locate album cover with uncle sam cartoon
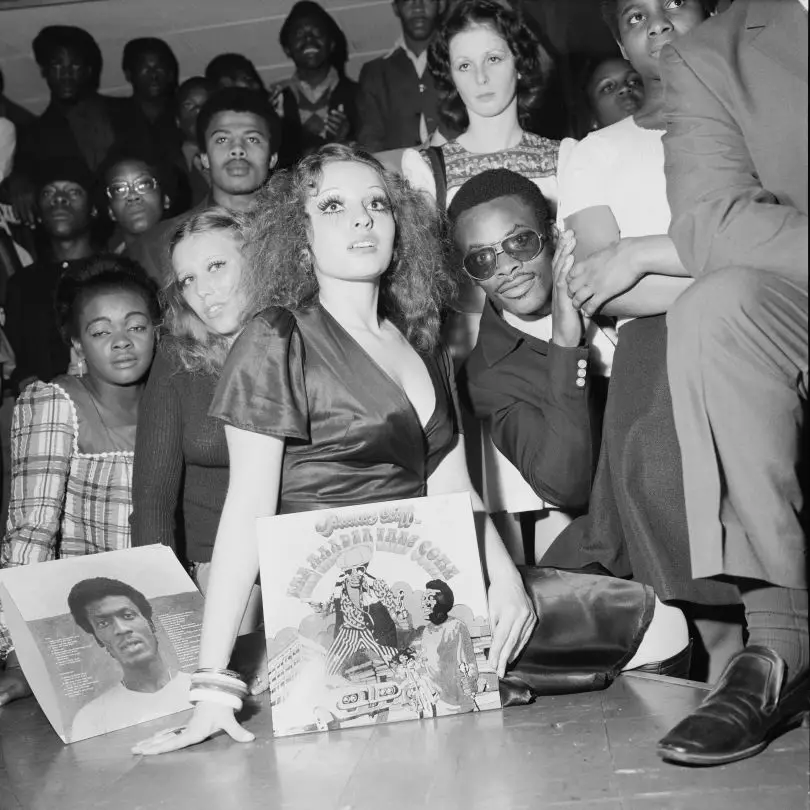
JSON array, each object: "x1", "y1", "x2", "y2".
[{"x1": 256, "y1": 493, "x2": 501, "y2": 737}]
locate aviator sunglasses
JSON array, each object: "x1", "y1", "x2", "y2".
[{"x1": 462, "y1": 228, "x2": 546, "y2": 281}]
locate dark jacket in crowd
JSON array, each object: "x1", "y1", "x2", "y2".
[
  {"x1": 115, "y1": 97, "x2": 190, "y2": 214},
  {"x1": 458, "y1": 299, "x2": 608, "y2": 513},
  {"x1": 14, "y1": 94, "x2": 128, "y2": 179},
  {"x1": 278, "y1": 76, "x2": 359, "y2": 167},
  {"x1": 4, "y1": 258, "x2": 78, "y2": 389},
  {"x1": 356, "y1": 47, "x2": 451, "y2": 152}
]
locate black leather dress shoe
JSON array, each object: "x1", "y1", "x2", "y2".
[{"x1": 657, "y1": 645, "x2": 810, "y2": 767}]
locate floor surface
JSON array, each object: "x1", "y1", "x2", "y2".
[{"x1": 0, "y1": 672, "x2": 807, "y2": 810}]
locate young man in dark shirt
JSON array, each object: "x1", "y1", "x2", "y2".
[
  {"x1": 451, "y1": 169, "x2": 611, "y2": 515},
  {"x1": 356, "y1": 0, "x2": 454, "y2": 152},
  {"x1": 4, "y1": 159, "x2": 97, "y2": 391},
  {"x1": 10, "y1": 26, "x2": 126, "y2": 229},
  {"x1": 136, "y1": 88, "x2": 281, "y2": 284},
  {"x1": 275, "y1": 1, "x2": 358, "y2": 166},
  {"x1": 117, "y1": 38, "x2": 186, "y2": 213}
]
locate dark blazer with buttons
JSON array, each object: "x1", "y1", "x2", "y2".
[
  {"x1": 356, "y1": 47, "x2": 453, "y2": 152},
  {"x1": 458, "y1": 299, "x2": 608, "y2": 513}
]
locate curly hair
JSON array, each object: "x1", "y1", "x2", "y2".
[
  {"x1": 241, "y1": 143, "x2": 454, "y2": 353},
  {"x1": 427, "y1": 0, "x2": 553, "y2": 133},
  {"x1": 161, "y1": 207, "x2": 249, "y2": 375},
  {"x1": 54, "y1": 254, "x2": 160, "y2": 344}
]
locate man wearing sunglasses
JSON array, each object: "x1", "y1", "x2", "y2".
[{"x1": 450, "y1": 168, "x2": 612, "y2": 515}]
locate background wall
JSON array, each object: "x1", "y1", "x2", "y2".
[{"x1": 0, "y1": 0, "x2": 617, "y2": 115}]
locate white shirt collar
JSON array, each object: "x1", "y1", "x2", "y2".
[{"x1": 394, "y1": 36, "x2": 428, "y2": 78}]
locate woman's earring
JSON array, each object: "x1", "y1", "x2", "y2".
[{"x1": 77, "y1": 358, "x2": 85, "y2": 378}]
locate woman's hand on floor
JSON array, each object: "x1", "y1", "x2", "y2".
[
  {"x1": 131, "y1": 702, "x2": 254, "y2": 756},
  {"x1": 486, "y1": 575, "x2": 537, "y2": 678}
]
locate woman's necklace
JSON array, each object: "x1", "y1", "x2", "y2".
[{"x1": 80, "y1": 378, "x2": 136, "y2": 492}]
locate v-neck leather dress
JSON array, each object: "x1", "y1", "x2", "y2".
[{"x1": 209, "y1": 305, "x2": 462, "y2": 514}]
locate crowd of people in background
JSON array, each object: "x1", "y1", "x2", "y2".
[{"x1": 0, "y1": 0, "x2": 806, "y2": 772}]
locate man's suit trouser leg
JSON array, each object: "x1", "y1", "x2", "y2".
[{"x1": 666, "y1": 267, "x2": 808, "y2": 589}]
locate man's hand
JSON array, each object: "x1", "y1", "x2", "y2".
[
  {"x1": 566, "y1": 238, "x2": 642, "y2": 317},
  {"x1": 4, "y1": 173, "x2": 37, "y2": 229},
  {"x1": 268, "y1": 83, "x2": 285, "y2": 118},
  {"x1": 551, "y1": 229, "x2": 589, "y2": 347},
  {"x1": 324, "y1": 105, "x2": 350, "y2": 141}
]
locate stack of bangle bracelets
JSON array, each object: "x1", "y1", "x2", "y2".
[{"x1": 189, "y1": 668, "x2": 249, "y2": 711}]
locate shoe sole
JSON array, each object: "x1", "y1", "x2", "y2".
[{"x1": 657, "y1": 711, "x2": 809, "y2": 767}]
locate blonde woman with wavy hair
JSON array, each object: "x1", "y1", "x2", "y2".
[{"x1": 131, "y1": 207, "x2": 261, "y2": 632}]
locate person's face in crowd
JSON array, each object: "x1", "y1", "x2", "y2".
[
  {"x1": 43, "y1": 45, "x2": 93, "y2": 103},
  {"x1": 216, "y1": 70, "x2": 263, "y2": 93},
  {"x1": 454, "y1": 195, "x2": 554, "y2": 319},
  {"x1": 73, "y1": 289, "x2": 156, "y2": 387},
  {"x1": 38, "y1": 181, "x2": 93, "y2": 240},
  {"x1": 85, "y1": 596, "x2": 160, "y2": 668},
  {"x1": 285, "y1": 15, "x2": 334, "y2": 73},
  {"x1": 616, "y1": 0, "x2": 707, "y2": 79},
  {"x1": 201, "y1": 110, "x2": 275, "y2": 196},
  {"x1": 106, "y1": 160, "x2": 167, "y2": 237},
  {"x1": 127, "y1": 49, "x2": 176, "y2": 100},
  {"x1": 307, "y1": 160, "x2": 396, "y2": 285},
  {"x1": 393, "y1": 0, "x2": 444, "y2": 44},
  {"x1": 172, "y1": 229, "x2": 246, "y2": 336},
  {"x1": 177, "y1": 84, "x2": 210, "y2": 143},
  {"x1": 449, "y1": 23, "x2": 518, "y2": 120},
  {"x1": 587, "y1": 58, "x2": 644, "y2": 128}
]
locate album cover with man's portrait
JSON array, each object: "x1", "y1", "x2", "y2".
[
  {"x1": 0, "y1": 545, "x2": 203, "y2": 743},
  {"x1": 256, "y1": 492, "x2": 501, "y2": 738}
]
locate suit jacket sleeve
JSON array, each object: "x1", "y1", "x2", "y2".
[
  {"x1": 460, "y1": 343, "x2": 594, "y2": 512},
  {"x1": 661, "y1": 44, "x2": 808, "y2": 284},
  {"x1": 356, "y1": 62, "x2": 388, "y2": 153}
]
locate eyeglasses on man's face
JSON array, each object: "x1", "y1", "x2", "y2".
[{"x1": 106, "y1": 177, "x2": 160, "y2": 200}]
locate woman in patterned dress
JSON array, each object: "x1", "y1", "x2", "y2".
[
  {"x1": 0, "y1": 254, "x2": 159, "y2": 705},
  {"x1": 403, "y1": 0, "x2": 564, "y2": 221}
]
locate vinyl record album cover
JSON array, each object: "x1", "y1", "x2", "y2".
[
  {"x1": 0, "y1": 545, "x2": 202, "y2": 742},
  {"x1": 257, "y1": 493, "x2": 501, "y2": 737}
]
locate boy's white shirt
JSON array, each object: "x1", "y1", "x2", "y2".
[{"x1": 502, "y1": 308, "x2": 616, "y2": 378}]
